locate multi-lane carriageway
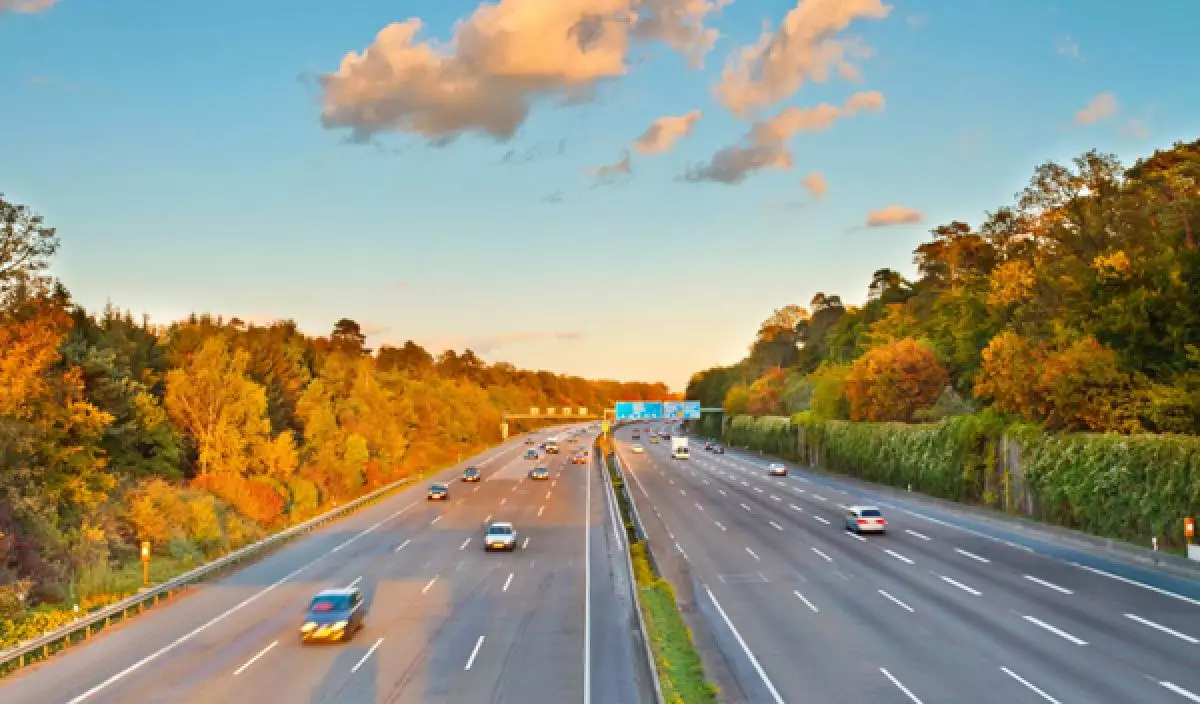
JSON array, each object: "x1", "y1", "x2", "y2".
[
  {"x1": 6, "y1": 419, "x2": 1200, "y2": 703},
  {"x1": 0, "y1": 426, "x2": 653, "y2": 704},
  {"x1": 618, "y1": 426, "x2": 1200, "y2": 703}
]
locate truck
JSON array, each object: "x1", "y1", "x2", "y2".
[{"x1": 670, "y1": 436, "x2": 689, "y2": 459}]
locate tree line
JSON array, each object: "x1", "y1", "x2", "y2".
[
  {"x1": 688, "y1": 139, "x2": 1200, "y2": 436},
  {"x1": 0, "y1": 193, "x2": 666, "y2": 622}
]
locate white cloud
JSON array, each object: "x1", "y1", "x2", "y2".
[
  {"x1": 591, "y1": 151, "x2": 633, "y2": 186},
  {"x1": 633, "y1": 110, "x2": 702, "y2": 155},
  {"x1": 866, "y1": 204, "x2": 922, "y2": 227},
  {"x1": 1055, "y1": 36, "x2": 1082, "y2": 60},
  {"x1": 684, "y1": 91, "x2": 883, "y2": 183},
  {"x1": 0, "y1": 0, "x2": 58, "y2": 12},
  {"x1": 320, "y1": 0, "x2": 728, "y2": 143},
  {"x1": 713, "y1": 0, "x2": 892, "y2": 117},
  {"x1": 802, "y1": 171, "x2": 828, "y2": 198},
  {"x1": 1120, "y1": 117, "x2": 1149, "y2": 139},
  {"x1": 1074, "y1": 92, "x2": 1118, "y2": 126}
]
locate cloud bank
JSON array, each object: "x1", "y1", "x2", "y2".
[
  {"x1": 713, "y1": 0, "x2": 892, "y2": 117},
  {"x1": 320, "y1": 0, "x2": 728, "y2": 143},
  {"x1": 684, "y1": 91, "x2": 884, "y2": 183}
]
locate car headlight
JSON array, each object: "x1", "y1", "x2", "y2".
[
  {"x1": 333, "y1": 621, "x2": 348, "y2": 630},
  {"x1": 301, "y1": 622, "x2": 316, "y2": 632}
]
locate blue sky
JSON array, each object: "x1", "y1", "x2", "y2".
[{"x1": 2, "y1": 0, "x2": 1197, "y2": 390}]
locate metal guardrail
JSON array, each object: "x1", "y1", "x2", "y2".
[
  {"x1": 0, "y1": 474, "x2": 414, "y2": 676},
  {"x1": 598, "y1": 442, "x2": 664, "y2": 704}
]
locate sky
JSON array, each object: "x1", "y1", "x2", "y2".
[{"x1": 2, "y1": 0, "x2": 1197, "y2": 391}]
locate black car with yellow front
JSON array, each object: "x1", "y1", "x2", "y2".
[{"x1": 300, "y1": 588, "x2": 366, "y2": 643}]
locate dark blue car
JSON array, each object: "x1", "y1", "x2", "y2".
[{"x1": 300, "y1": 588, "x2": 366, "y2": 643}]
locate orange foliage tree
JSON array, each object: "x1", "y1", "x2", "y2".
[
  {"x1": 745, "y1": 368, "x2": 786, "y2": 415},
  {"x1": 844, "y1": 338, "x2": 949, "y2": 422}
]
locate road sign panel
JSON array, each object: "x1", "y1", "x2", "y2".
[
  {"x1": 663, "y1": 400, "x2": 702, "y2": 420},
  {"x1": 614, "y1": 401, "x2": 663, "y2": 420}
]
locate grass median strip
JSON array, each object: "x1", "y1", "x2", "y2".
[{"x1": 599, "y1": 438, "x2": 717, "y2": 703}]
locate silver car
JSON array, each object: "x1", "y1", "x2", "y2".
[
  {"x1": 767, "y1": 462, "x2": 788, "y2": 477},
  {"x1": 845, "y1": 506, "x2": 887, "y2": 534},
  {"x1": 484, "y1": 521, "x2": 519, "y2": 551}
]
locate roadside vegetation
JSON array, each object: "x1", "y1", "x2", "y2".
[
  {"x1": 601, "y1": 440, "x2": 718, "y2": 703},
  {"x1": 0, "y1": 193, "x2": 668, "y2": 649},
  {"x1": 688, "y1": 139, "x2": 1200, "y2": 551}
]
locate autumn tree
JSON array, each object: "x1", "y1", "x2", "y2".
[
  {"x1": 844, "y1": 338, "x2": 948, "y2": 422},
  {"x1": 745, "y1": 368, "x2": 787, "y2": 416},
  {"x1": 0, "y1": 195, "x2": 60, "y2": 308}
]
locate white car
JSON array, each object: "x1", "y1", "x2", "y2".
[
  {"x1": 845, "y1": 506, "x2": 887, "y2": 534},
  {"x1": 767, "y1": 463, "x2": 788, "y2": 476},
  {"x1": 631, "y1": 444, "x2": 645, "y2": 454}
]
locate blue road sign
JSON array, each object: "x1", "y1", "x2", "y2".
[
  {"x1": 614, "y1": 401, "x2": 664, "y2": 420},
  {"x1": 662, "y1": 401, "x2": 702, "y2": 420}
]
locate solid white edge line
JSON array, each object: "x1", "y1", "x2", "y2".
[
  {"x1": 880, "y1": 667, "x2": 923, "y2": 703},
  {"x1": 1125, "y1": 613, "x2": 1200, "y2": 644},
  {"x1": 793, "y1": 591, "x2": 819, "y2": 613},
  {"x1": 878, "y1": 590, "x2": 914, "y2": 613},
  {"x1": 464, "y1": 635, "x2": 486, "y2": 671},
  {"x1": 68, "y1": 558, "x2": 315, "y2": 703},
  {"x1": 1022, "y1": 614, "x2": 1087, "y2": 645},
  {"x1": 232, "y1": 640, "x2": 277, "y2": 676},
  {"x1": 1072, "y1": 562, "x2": 1200, "y2": 607},
  {"x1": 955, "y1": 548, "x2": 989, "y2": 563},
  {"x1": 1024, "y1": 575, "x2": 1073, "y2": 595},
  {"x1": 1000, "y1": 666, "x2": 1061, "y2": 703},
  {"x1": 350, "y1": 637, "x2": 384, "y2": 673},
  {"x1": 705, "y1": 585, "x2": 785, "y2": 704},
  {"x1": 1162, "y1": 681, "x2": 1200, "y2": 702},
  {"x1": 584, "y1": 443, "x2": 592, "y2": 704}
]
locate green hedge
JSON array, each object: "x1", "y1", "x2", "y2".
[{"x1": 723, "y1": 413, "x2": 1200, "y2": 551}]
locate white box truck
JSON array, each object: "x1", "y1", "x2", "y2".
[{"x1": 671, "y1": 436, "x2": 689, "y2": 459}]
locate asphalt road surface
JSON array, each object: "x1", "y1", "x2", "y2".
[
  {"x1": 618, "y1": 426, "x2": 1200, "y2": 704},
  {"x1": 0, "y1": 425, "x2": 653, "y2": 704}
]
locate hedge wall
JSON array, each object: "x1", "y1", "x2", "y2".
[{"x1": 721, "y1": 413, "x2": 1200, "y2": 551}]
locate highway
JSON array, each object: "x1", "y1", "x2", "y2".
[
  {"x1": 0, "y1": 426, "x2": 653, "y2": 704},
  {"x1": 617, "y1": 425, "x2": 1200, "y2": 704}
]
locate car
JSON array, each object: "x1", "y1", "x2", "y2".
[
  {"x1": 525, "y1": 437, "x2": 536, "y2": 445},
  {"x1": 300, "y1": 588, "x2": 366, "y2": 643},
  {"x1": 705, "y1": 441, "x2": 713, "y2": 451},
  {"x1": 529, "y1": 466, "x2": 550, "y2": 480},
  {"x1": 484, "y1": 521, "x2": 519, "y2": 551},
  {"x1": 572, "y1": 453, "x2": 588, "y2": 464},
  {"x1": 845, "y1": 506, "x2": 887, "y2": 534},
  {"x1": 462, "y1": 467, "x2": 481, "y2": 482},
  {"x1": 428, "y1": 482, "x2": 449, "y2": 500},
  {"x1": 713, "y1": 444, "x2": 725, "y2": 454},
  {"x1": 767, "y1": 463, "x2": 788, "y2": 477},
  {"x1": 631, "y1": 444, "x2": 644, "y2": 454},
  {"x1": 524, "y1": 449, "x2": 539, "y2": 460},
  {"x1": 545, "y1": 440, "x2": 560, "y2": 454}
]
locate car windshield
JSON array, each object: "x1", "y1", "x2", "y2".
[
  {"x1": 431, "y1": 484, "x2": 446, "y2": 490},
  {"x1": 309, "y1": 595, "x2": 351, "y2": 612},
  {"x1": 487, "y1": 525, "x2": 513, "y2": 536}
]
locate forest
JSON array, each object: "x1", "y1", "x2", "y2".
[
  {"x1": 689, "y1": 139, "x2": 1200, "y2": 434},
  {"x1": 0, "y1": 193, "x2": 666, "y2": 642},
  {"x1": 686, "y1": 139, "x2": 1200, "y2": 550}
]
